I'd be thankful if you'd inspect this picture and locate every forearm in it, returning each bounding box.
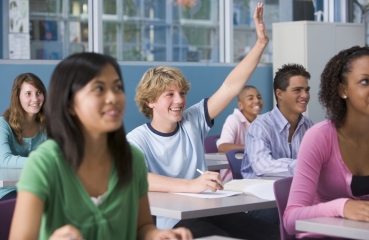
[0,155,27,168]
[218,143,244,153]
[252,157,295,176]
[137,224,159,240]
[208,41,267,119]
[148,173,191,192]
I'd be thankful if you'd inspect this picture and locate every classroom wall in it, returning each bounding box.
[0,61,273,135]
[0,2,3,58]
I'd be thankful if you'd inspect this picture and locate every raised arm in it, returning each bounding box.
[207,2,268,120]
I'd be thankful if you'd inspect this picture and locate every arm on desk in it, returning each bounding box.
[137,194,192,240]
[283,126,349,235]
[0,122,27,168]
[148,172,223,193]
[218,143,244,153]
[244,125,295,176]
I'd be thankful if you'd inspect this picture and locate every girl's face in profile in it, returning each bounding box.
[19,82,44,119]
[70,64,125,135]
[342,55,369,117]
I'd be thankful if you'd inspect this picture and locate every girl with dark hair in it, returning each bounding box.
[0,73,47,201]
[9,52,191,240]
[284,46,369,239]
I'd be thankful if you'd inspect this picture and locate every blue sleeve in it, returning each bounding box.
[0,118,27,168]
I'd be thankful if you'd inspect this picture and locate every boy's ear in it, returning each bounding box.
[237,101,243,110]
[147,102,154,109]
[275,89,283,101]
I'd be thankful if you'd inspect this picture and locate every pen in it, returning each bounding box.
[196,169,223,188]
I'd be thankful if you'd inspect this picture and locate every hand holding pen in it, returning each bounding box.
[195,169,224,193]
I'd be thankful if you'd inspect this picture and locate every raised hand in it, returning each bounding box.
[254,2,269,45]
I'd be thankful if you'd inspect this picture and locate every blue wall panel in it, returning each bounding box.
[0,62,273,135]
[0,1,3,58]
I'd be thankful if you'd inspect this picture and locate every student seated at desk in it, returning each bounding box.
[9,53,191,240]
[217,85,263,181]
[240,63,315,225]
[0,73,47,201]
[284,46,369,240]
[127,3,279,240]
[241,63,315,178]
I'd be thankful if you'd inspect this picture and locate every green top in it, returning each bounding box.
[17,140,148,240]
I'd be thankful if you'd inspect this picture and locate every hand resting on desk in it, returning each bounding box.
[344,199,369,222]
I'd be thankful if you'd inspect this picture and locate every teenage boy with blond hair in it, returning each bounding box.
[127,3,279,239]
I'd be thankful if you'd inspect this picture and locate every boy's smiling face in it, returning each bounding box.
[148,84,187,132]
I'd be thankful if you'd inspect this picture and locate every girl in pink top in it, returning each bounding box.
[284,46,369,239]
[216,86,263,181]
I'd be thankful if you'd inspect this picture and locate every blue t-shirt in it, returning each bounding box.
[0,117,47,198]
[127,99,213,229]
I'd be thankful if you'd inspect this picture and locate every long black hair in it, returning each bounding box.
[46,52,132,186]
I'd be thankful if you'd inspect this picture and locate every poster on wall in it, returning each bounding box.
[9,34,30,59]
[8,0,30,59]
[9,0,29,33]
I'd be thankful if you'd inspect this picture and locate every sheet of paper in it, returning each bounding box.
[246,183,275,201]
[172,190,242,199]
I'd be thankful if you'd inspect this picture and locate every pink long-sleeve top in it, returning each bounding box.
[283,120,369,238]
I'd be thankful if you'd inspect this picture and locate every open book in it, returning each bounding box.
[223,179,276,200]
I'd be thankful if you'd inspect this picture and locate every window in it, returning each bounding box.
[102,0,219,62]
[4,0,89,59]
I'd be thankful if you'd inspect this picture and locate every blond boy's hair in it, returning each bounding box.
[135,66,191,119]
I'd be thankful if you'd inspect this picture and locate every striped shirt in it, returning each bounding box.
[241,105,315,178]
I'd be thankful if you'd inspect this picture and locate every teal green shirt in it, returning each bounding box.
[0,117,47,198]
[17,140,148,240]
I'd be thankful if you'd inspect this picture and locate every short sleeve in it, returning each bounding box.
[131,145,148,198]
[217,114,238,147]
[16,140,57,201]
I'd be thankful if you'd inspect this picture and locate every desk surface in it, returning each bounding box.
[0,169,22,187]
[206,160,229,171]
[148,191,275,220]
[204,153,243,161]
[296,217,369,240]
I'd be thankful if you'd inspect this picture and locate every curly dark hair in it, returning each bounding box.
[319,46,369,128]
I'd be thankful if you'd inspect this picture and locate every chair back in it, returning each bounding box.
[273,177,295,240]
[204,134,220,153]
[0,198,16,239]
[225,149,244,179]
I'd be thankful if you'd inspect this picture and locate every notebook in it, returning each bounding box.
[223,179,276,200]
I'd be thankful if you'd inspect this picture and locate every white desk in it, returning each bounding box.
[205,153,227,161]
[206,160,229,171]
[196,236,242,240]
[204,153,243,161]
[0,169,22,187]
[148,192,276,219]
[296,217,369,240]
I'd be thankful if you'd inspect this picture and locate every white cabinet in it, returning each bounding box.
[272,21,365,122]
